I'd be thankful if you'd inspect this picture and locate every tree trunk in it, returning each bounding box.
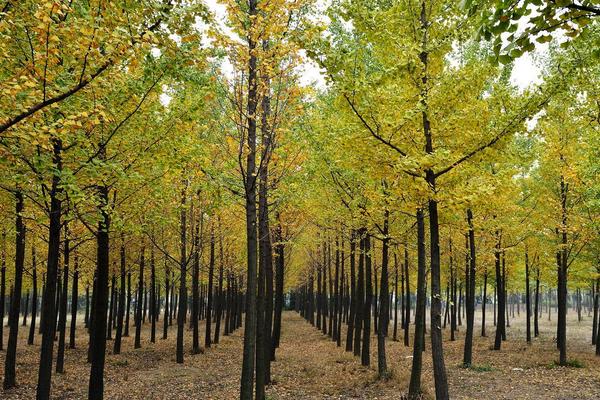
[361,234,372,367]
[404,246,411,347]
[450,240,456,341]
[239,1,259,397]
[409,209,426,398]
[346,231,356,352]
[134,248,144,349]
[150,248,156,343]
[335,236,341,346]
[463,209,476,367]
[377,210,390,378]
[85,284,90,329]
[106,276,114,341]
[272,219,285,357]
[125,271,131,337]
[525,249,531,343]
[163,266,169,340]
[593,279,599,345]
[3,191,25,390]
[0,231,5,350]
[393,252,398,341]
[214,229,224,345]
[88,183,110,400]
[176,182,188,364]
[29,249,38,346]
[353,231,364,356]
[114,238,126,354]
[192,218,201,354]
[493,231,504,350]
[481,270,487,337]
[37,138,63,399]
[56,230,70,373]
[206,225,215,348]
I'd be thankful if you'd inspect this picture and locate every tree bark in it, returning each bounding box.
[493,231,505,350]
[56,230,70,373]
[409,209,426,398]
[239,5,259,391]
[37,139,63,399]
[377,210,390,378]
[88,183,110,400]
[0,231,5,350]
[114,237,126,354]
[206,225,215,348]
[192,218,200,353]
[3,191,25,390]
[134,248,144,349]
[525,249,531,343]
[346,231,356,352]
[354,231,364,356]
[361,234,372,367]
[29,249,38,346]
[404,246,411,347]
[176,183,188,364]
[463,209,476,366]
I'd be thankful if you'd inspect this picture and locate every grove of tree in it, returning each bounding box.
[0,0,598,399]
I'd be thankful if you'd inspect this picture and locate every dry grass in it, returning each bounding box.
[1,307,599,399]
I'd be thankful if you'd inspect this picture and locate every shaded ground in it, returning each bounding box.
[1,308,599,399]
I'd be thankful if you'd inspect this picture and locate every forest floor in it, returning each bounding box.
[1,308,600,399]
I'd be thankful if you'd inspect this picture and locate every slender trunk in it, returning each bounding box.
[125,271,131,337]
[107,276,115,340]
[393,252,398,341]
[150,248,156,343]
[3,191,25,390]
[214,228,225,345]
[557,174,569,367]
[593,279,599,345]
[0,231,5,350]
[450,240,456,341]
[272,219,285,356]
[163,266,169,340]
[334,236,341,346]
[114,237,126,354]
[493,231,504,350]
[176,182,188,364]
[421,3,449,386]
[88,183,110,400]
[361,234,372,367]
[377,210,390,377]
[206,225,215,348]
[29,249,38,345]
[463,209,476,366]
[134,248,144,349]
[481,270,487,337]
[36,139,63,400]
[409,209,426,398]
[192,217,200,353]
[85,284,90,329]
[328,241,333,337]
[353,231,364,356]
[346,231,356,352]
[22,291,29,326]
[322,243,328,335]
[525,250,531,343]
[404,246,411,347]
[239,1,259,397]
[56,230,69,373]
[316,261,321,329]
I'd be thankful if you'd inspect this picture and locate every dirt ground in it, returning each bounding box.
[1,307,599,399]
